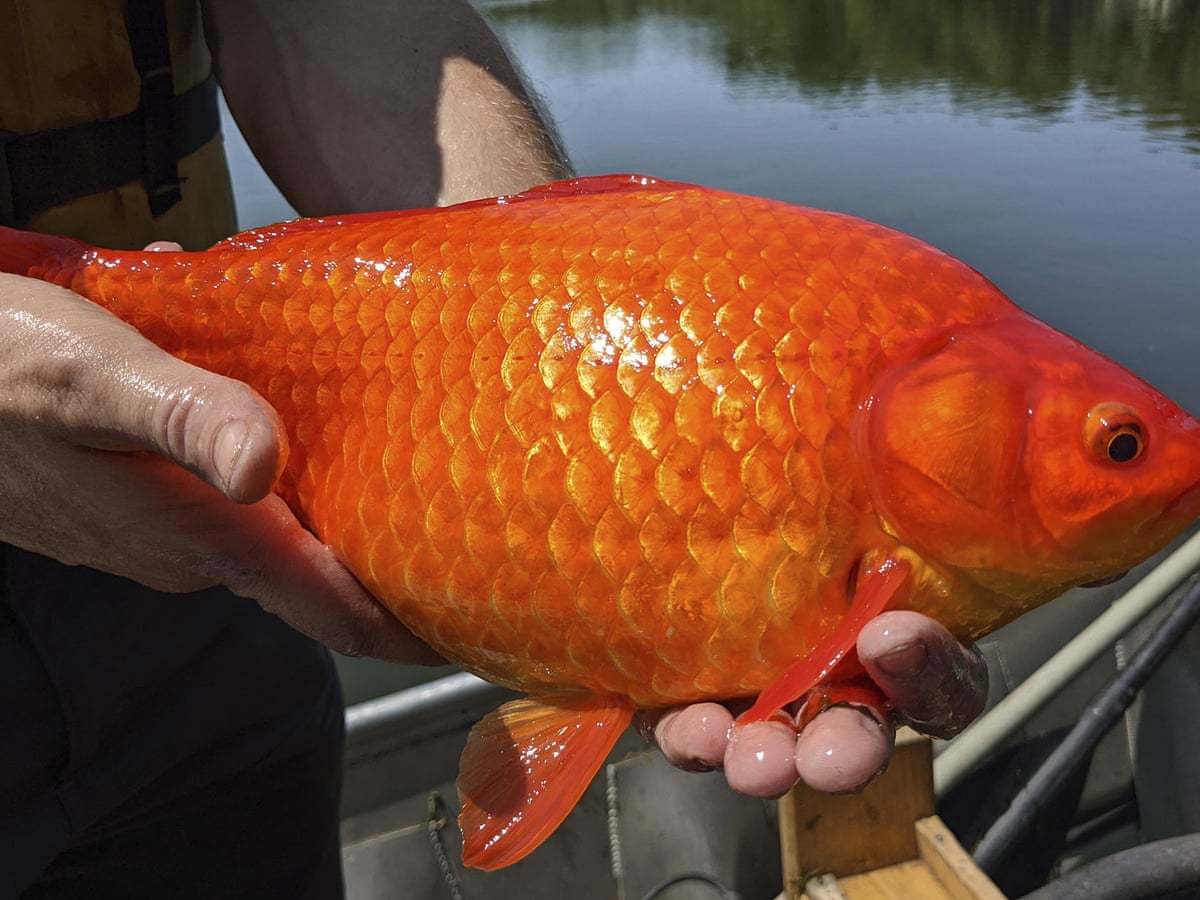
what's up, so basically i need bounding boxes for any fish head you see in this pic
[1017,325,1200,579]
[858,314,1200,631]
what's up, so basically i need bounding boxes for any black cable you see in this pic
[1061,792,1139,854]
[973,576,1200,875]
[1019,833,1200,900]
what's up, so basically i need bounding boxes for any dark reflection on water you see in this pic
[490,0,1200,146]
[478,0,1199,414]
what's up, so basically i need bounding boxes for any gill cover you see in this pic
[857,319,1031,577]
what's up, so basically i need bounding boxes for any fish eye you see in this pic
[1086,403,1146,465]
[1106,430,1141,463]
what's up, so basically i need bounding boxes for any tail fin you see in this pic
[0,225,88,276]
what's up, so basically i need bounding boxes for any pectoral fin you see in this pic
[457,695,635,870]
[740,558,912,724]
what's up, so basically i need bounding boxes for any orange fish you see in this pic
[3,175,1200,869]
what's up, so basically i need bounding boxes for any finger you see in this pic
[794,705,893,793]
[143,240,183,252]
[2,277,285,503]
[644,702,732,772]
[217,494,445,664]
[87,342,286,504]
[96,360,284,505]
[857,610,987,739]
[57,448,442,664]
[724,719,802,798]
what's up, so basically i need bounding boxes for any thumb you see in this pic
[5,276,286,502]
[90,342,288,503]
[857,610,988,739]
[129,373,287,504]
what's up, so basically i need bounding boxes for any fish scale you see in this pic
[6,174,1200,870]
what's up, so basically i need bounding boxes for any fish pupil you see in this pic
[1107,431,1141,463]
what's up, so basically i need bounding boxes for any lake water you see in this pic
[219,0,1200,701]
[227,0,1199,410]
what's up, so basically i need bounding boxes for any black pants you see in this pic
[0,549,345,899]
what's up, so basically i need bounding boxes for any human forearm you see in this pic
[201,0,569,213]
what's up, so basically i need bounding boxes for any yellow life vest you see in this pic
[0,0,237,249]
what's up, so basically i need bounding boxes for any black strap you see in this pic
[0,6,220,226]
[124,0,182,217]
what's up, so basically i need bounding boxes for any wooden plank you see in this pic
[781,731,1007,900]
[781,728,936,894]
[841,860,950,899]
[916,817,1007,900]
[800,861,953,900]
[793,821,1008,900]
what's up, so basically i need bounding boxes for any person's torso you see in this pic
[0,0,237,248]
[0,0,330,783]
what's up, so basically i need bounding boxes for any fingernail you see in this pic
[873,639,927,678]
[214,419,248,493]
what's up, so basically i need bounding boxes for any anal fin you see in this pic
[457,695,634,870]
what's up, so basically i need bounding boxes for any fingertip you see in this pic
[211,408,287,503]
[794,706,893,794]
[857,610,948,673]
[652,703,732,771]
[724,720,801,798]
[228,506,443,664]
[857,611,987,739]
[112,357,287,503]
[334,586,445,665]
[344,619,448,666]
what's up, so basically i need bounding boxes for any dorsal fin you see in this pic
[504,173,678,202]
[209,210,404,251]
[457,694,635,870]
[210,175,681,251]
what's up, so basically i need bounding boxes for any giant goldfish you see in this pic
[2,175,1199,870]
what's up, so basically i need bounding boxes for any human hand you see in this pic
[646,611,987,795]
[0,266,439,663]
